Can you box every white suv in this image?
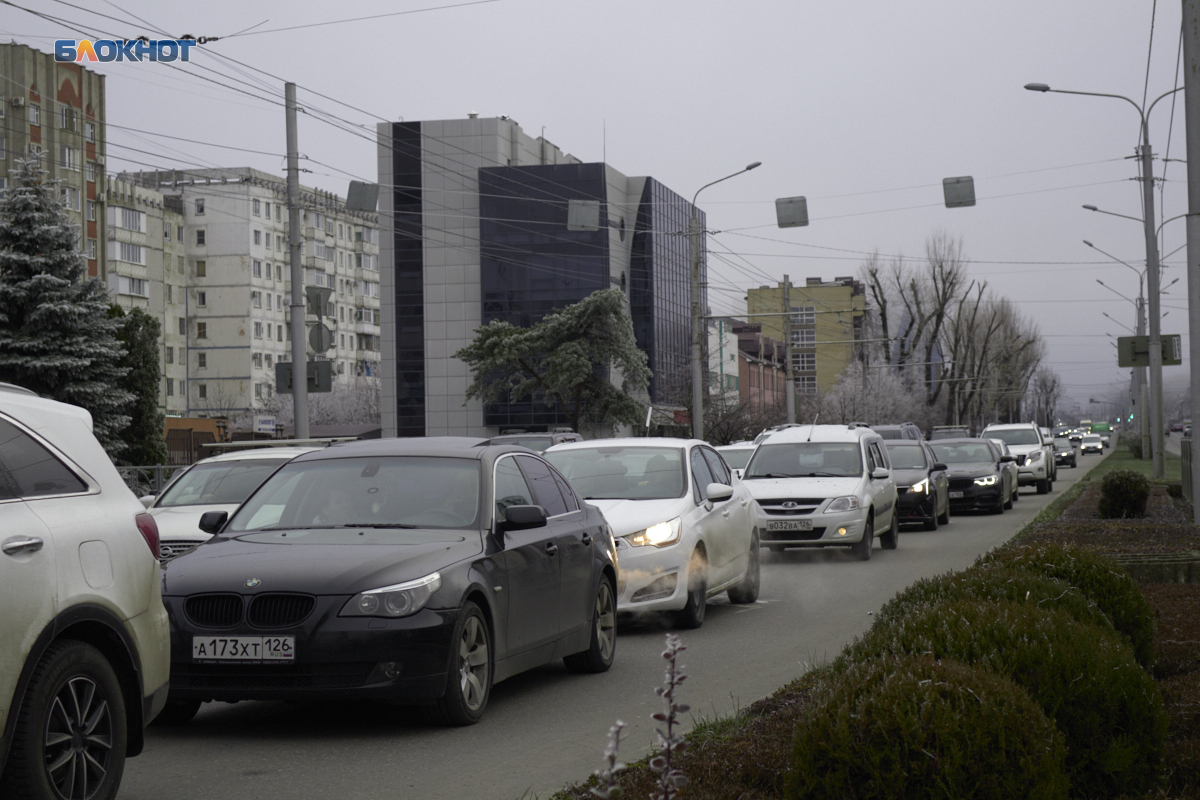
[741,424,898,560]
[0,386,170,800]
[981,422,1055,494]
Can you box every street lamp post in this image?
[1027,82,1182,478]
[690,162,761,440]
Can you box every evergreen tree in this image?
[109,305,167,465]
[0,157,133,455]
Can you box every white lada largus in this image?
[740,424,899,560]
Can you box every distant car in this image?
[161,437,618,726]
[870,422,923,441]
[928,438,1016,514]
[1067,429,1085,445]
[715,442,756,479]
[930,426,972,441]
[1171,422,1184,433]
[1052,437,1077,468]
[1080,434,1104,454]
[546,438,759,628]
[146,447,320,561]
[884,440,950,530]
[481,431,583,452]
[0,385,170,799]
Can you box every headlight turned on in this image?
[973,475,998,487]
[1028,450,1043,462]
[623,517,682,548]
[824,496,861,514]
[909,478,929,494]
[340,572,442,618]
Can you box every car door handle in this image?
[545,542,558,556]
[3,536,44,556]
[581,532,592,546]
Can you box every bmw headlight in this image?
[908,478,929,494]
[341,573,442,618]
[824,496,861,514]
[974,475,998,487]
[623,517,682,548]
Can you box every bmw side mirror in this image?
[198,510,228,534]
[502,504,547,532]
[1000,455,1015,463]
[931,462,948,472]
[871,467,890,480]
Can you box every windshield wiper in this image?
[338,523,419,529]
[257,526,331,531]
[745,472,797,479]
[799,472,845,477]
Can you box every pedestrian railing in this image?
[1183,437,1193,508]
[116,465,188,499]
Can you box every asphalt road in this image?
[120,456,1101,800]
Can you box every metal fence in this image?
[1183,437,1193,508]
[116,465,188,498]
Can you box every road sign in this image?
[253,415,276,434]
[308,322,333,353]
[943,176,976,208]
[1117,334,1183,367]
[775,196,809,228]
[274,361,333,394]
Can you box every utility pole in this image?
[1137,296,1150,460]
[286,82,309,440]
[783,275,795,424]
[1183,0,1200,520]
[689,210,704,440]
[1141,133,1166,479]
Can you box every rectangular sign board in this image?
[274,361,333,394]
[1116,334,1182,368]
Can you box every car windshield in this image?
[885,444,927,470]
[545,446,685,500]
[930,442,995,464]
[985,428,1041,446]
[717,448,754,469]
[744,442,863,478]
[1054,437,1072,450]
[156,458,287,507]
[496,437,552,452]
[1084,435,1101,443]
[226,456,481,531]
[930,429,969,440]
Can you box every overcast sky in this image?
[7,0,1195,415]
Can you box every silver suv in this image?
[740,424,899,560]
[981,422,1056,494]
[0,386,170,800]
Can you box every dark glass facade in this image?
[390,122,425,436]
[630,178,705,404]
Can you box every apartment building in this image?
[376,115,704,437]
[0,42,107,279]
[746,277,866,395]
[732,323,787,410]
[123,168,381,417]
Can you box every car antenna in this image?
[806,413,819,442]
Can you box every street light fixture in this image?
[690,161,762,440]
[1028,80,1183,478]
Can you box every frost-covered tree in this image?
[109,305,166,464]
[455,288,651,434]
[0,157,133,454]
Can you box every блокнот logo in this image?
[54,39,197,63]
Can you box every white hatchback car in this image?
[0,385,170,800]
[145,446,319,561]
[545,438,759,628]
[740,424,899,560]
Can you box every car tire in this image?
[727,531,761,604]
[851,517,874,561]
[151,700,202,726]
[880,513,899,550]
[0,640,128,800]
[564,577,617,674]
[674,550,708,629]
[1004,484,1014,510]
[922,508,938,531]
[426,602,491,726]
[1037,479,1050,494]
[937,501,950,525]
[1011,483,1020,503]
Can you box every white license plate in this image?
[949,491,964,499]
[192,636,294,662]
[767,519,813,531]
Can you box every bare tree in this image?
[1030,368,1063,428]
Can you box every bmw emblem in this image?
[245,578,261,588]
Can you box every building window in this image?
[276,294,282,309]
[276,205,282,222]
[198,384,207,400]
[792,329,815,346]
[59,106,76,130]
[177,255,185,273]
[198,352,207,369]
[58,145,79,172]
[197,291,207,307]
[84,121,95,142]
[86,200,95,221]
[797,376,818,395]
[108,206,145,232]
[253,259,262,278]
[792,306,815,325]
[252,352,263,369]
[59,187,80,211]
[277,326,284,342]
[266,294,272,310]
[195,198,205,215]
[196,229,206,246]
[166,379,173,397]
[252,290,262,308]
[253,230,261,246]
[84,161,94,182]
[265,354,273,368]
[275,264,282,281]
[163,223,171,241]
[793,352,816,372]
[107,241,144,265]
[116,276,148,297]
[166,284,173,303]
[87,239,96,259]
[254,322,263,339]
[196,322,207,339]
[178,318,186,336]
[28,105,40,126]
[165,346,174,365]
[264,233,271,249]
[196,260,206,277]
[339,306,344,322]
[338,223,343,239]
[263,201,270,218]
[253,199,261,216]
[178,225,184,240]
[254,383,263,400]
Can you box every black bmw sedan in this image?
[884,439,950,530]
[157,437,618,726]
[928,438,1016,515]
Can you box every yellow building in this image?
[746,277,866,394]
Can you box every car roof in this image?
[1,388,94,430]
[982,422,1038,430]
[884,439,924,446]
[716,442,755,450]
[928,437,991,446]
[290,436,491,462]
[761,424,879,444]
[547,436,699,452]
[193,446,323,463]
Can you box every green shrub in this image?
[1123,431,1144,459]
[973,542,1155,668]
[839,599,1166,798]
[789,655,1068,800]
[876,563,1114,634]
[1168,482,1184,499]
[1098,468,1151,519]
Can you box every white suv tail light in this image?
[135,512,160,558]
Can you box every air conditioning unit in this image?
[95,192,106,203]
[96,156,105,166]
[10,97,25,108]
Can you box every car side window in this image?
[863,443,878,473]
[549,466,580,513]
[690,448,715,502]
[516,455,568,518]
[701,447,730,485]
[870,442,888,471]
[0,417,87,501]
[494,457,534,519]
